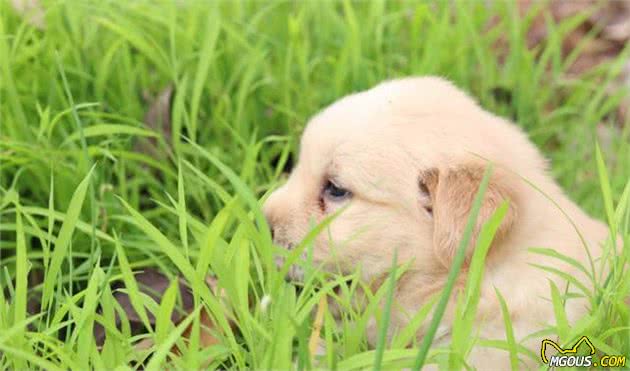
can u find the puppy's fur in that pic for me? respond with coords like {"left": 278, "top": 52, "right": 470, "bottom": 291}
{"left": 263, "top": 77, "right": 610, "bottom": 369}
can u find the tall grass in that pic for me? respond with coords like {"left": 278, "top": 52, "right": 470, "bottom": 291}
{"left": 0, "top": 1, "right": 629, "bottom": 369}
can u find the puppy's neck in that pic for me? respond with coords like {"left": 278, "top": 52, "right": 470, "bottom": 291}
{"left": 384, "top": 267, "right": 469, "bottom": 343}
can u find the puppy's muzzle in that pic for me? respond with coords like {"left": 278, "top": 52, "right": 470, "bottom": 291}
{"left": 264, "top": 209, "right": 305, "bottom": 282}
{"left": 272, "top": 239, "right": 306, "bottom": 282}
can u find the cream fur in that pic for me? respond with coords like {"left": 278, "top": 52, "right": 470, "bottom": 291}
{"left": 262, "top": 77, "right": 610, "bottom": 369}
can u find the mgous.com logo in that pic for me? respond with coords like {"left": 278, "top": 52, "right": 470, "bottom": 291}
{"left": 541, "top": 336, "right": 627, "bottom": 368}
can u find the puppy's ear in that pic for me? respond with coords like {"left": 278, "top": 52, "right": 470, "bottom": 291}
{"left": 419, "top": 164, "right": 517, "bottom": 269}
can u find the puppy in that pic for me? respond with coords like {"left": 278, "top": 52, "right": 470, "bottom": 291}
{"left": 263, "top": 77, "right": 610, "bottom": 369}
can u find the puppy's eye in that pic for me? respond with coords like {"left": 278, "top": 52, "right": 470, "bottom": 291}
{"left": 323, "top": 180, "right": 352, "bottom": 201}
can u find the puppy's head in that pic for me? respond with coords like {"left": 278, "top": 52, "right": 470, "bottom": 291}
{"left": 264, "top": 77, "right": 529, "bottom": 284}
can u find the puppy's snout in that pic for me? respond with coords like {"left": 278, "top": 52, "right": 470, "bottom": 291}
{"left": 264, "top": 189, "right": 303, "bottom": 280}
{"left": 263, "top": 188, "right": 284, "bottom": 242}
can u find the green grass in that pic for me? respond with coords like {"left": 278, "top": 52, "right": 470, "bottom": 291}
{"left": 0, "top": 0, "right": 629, "bottom": 369}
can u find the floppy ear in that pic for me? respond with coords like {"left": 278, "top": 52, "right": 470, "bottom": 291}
{"left": 419, "top": 163, "right": 517, "bottom": 269}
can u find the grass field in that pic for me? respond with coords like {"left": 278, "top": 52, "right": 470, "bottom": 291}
{"left": 1, "top": 1, "right": 629, "bottom": 369}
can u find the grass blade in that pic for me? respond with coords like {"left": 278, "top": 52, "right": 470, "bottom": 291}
{"left": 494, "top": 288, "right": 519, "bottom": 371}
{"left": 155, "top": 278, "right": 178, "bottom": 345}
{"left": 12, "top": 201, "right": 28, "bottom": 370}
{"left": 595, "top": 141, "right": 616, "bottom": 236}
{"left": 411, "top": 164, "right": 493, "bottom": 370}
{"left": 177, "top": 160, "right": 189, "bottom": 257}
{"left": 113, "top": 233, "right": 152, "bottom": 331}
{"left": 62, "top": 124, "right": 157, "bottom": 145}
{"left": 42, "top": 165, "right": 95, "bottom": 310}
{"left": 145, "top": 307, "right": 200, "bottom": 371}
{"left": 373, "top": 250, "right": 398, "bottom": 371}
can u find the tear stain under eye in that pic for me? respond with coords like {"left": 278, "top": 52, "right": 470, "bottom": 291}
{"left": 318, "top": 196, "right": 326, "bottom": 212}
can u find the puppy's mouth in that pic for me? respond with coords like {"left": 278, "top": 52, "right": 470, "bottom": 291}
{"left": 273, "top": 241, "right": 306, "bottom": 283}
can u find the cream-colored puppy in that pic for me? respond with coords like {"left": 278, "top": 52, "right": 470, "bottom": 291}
{"left": 263, "top": 77, "right": 610, "bottom": 369}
